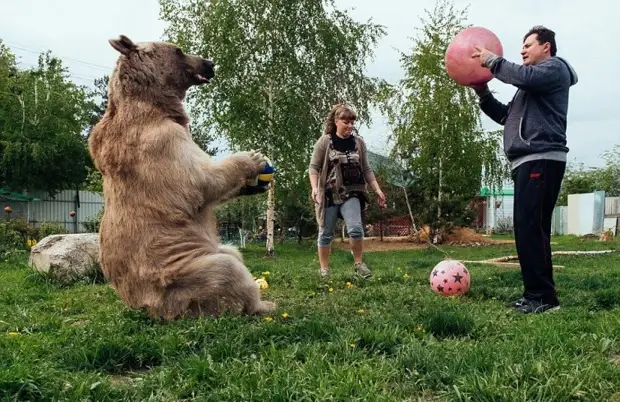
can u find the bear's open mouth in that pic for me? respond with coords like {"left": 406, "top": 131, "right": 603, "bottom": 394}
{"left": 195, "top": 74, "right": 210, "bottom": 83}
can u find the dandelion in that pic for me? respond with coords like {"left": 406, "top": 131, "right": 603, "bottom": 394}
{"left": 346, "top": 282, "right": 352, "bottom": 288}
{"left": 262, "top": 271, "right": 271, "bottom": 276}
{"left": 8, "top": 332, "right": 19, "bottom": 337}
{"left": 281, "top": 312, "right": 289, "bottom": 318}
{"left": 329, "top": 287, "right": 334, "bottom": 292}
{"left": 264, "top": 317, "right": 273, "bottom": 322}
{"left": 403, "top": 273, "right": 409, "bottom": 279}
{"left": 349, "top": 343, "right": 356, "bottom": 348}
{"left": 357, "top": 309, "right": 365, "bottom": 313}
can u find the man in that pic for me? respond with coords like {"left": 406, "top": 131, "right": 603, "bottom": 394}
{"left": 471, "top": 26, "right": 578, "bottom": 314}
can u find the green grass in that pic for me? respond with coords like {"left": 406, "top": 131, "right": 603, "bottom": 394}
{"left": 2, "top": 235, "right": 620, "bottom": 401}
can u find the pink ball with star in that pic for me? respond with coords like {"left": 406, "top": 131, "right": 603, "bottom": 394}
{"left": 430, "top": 260, "right": 470, "bottom": 296}
{"left": 445, "top": 26, "right": 503, "bottom": 86}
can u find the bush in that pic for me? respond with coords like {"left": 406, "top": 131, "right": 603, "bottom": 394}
{"left": 83, "top": 208, "right": 104, "bottom": 233}
{"left": 0, "top": 223, "right": 25, "bottom": 257}
{"left": 5, "top": 218, "right": 39, "bottom": 242}
{"left": 38, "top": 221, "right": 68, "bottom": 239}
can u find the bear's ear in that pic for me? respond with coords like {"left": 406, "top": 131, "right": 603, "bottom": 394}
{"left": 109, "top": 35, "right": 137, "bottom": 56}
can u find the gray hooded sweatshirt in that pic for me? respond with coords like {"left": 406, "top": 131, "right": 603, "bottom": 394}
{"left": 477, "top": 55, "right": 579, "bottom": 170}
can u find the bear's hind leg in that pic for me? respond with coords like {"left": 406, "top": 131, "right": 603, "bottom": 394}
{"left": 159, "top": 253, "right": 275, "bottom": 319}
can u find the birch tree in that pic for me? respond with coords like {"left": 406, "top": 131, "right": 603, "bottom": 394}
{"left": 378, "top": 0, "right": 509, "bottom": 242}
{"left": 159, "top": 0, "right": 385, "bottom": 255}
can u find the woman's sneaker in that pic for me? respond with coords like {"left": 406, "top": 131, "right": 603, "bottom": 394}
{"left": 319, "top": 268, "right": 330, "bottom": 279}
{"left": 354, "top": 262, "right": 373, "bottom": 278}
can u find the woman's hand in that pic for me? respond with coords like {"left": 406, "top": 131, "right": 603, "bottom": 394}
{"left": 312, "top": 187, "right": 320, "bottom": 204}
{"left": 376, "top": 189, "right": 386, "bottom": 208}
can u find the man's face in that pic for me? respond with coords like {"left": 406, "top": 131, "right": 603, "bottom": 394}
{"left": 520, "top": 33, "right": 550, "bottom": 65}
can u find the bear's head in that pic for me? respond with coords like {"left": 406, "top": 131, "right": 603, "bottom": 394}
{"left": 108, "top": 35, "right": 215, "bottom": 99}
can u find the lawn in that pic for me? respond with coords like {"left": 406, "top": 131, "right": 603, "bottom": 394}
{"left": 2, "top": 235, "right": 620, "bottom": 401}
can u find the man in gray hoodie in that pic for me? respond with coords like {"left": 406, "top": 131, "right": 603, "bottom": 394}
{"left": 472, "top": 26, "right": 578, "bottom": 314}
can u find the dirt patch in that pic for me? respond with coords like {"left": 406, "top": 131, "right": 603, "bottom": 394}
{"left": 334, "top": 239, "right": 428, "bottom": 252}
{"left": 334, "top": 226, "right": 514, "bottom": 252}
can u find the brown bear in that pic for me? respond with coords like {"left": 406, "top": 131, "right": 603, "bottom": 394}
{"left": 88, "top": 35, "right": 276, "bottom": 320}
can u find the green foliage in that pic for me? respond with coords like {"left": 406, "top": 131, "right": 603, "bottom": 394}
{"left": 38, "top": 221, "right": 68, "bottom": 239}
{"left": 159, "top": 0, "right": 386, "bottom": 224}
{"left": 0, "top": 40, "right": 99, "bottom": 195}
{"left": 0, "top": 222, "right": 24, "bottom": 256}
{"left": 558, "top": 145, "right": 620, "bottom": 205}
{"left": 215, "top": 194, "right": 267, "bottom": 232}
{"left": 83, "top": 208, "right": 104, "bottom": 233}
{"left": 81, "top": 76, "right": 109, "bottom": 194}
{"left": 4, "top": 217, "right": 38, "bottom": 242}
{"left": 2, "top": 237, "right": 620, "bottom": 400}
{"left": 377, "top": 0, "right": 509, "bottom": 238}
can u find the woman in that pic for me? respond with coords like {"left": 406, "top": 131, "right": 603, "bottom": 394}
{"left": 308, "top": 103, "right": 386, "bottom": 279}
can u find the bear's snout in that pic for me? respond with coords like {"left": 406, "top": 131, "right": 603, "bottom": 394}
{"left": 187, "top": 56, "right": 215, "bottom": 85}
{"left": 201, "top": 59, "right": 215, "bottom": 79}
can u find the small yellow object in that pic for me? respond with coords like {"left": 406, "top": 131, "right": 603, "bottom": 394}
{"left": 264, "top": 317, "right": 273, "bottom": 322}
{"left": 255, "top": 278, "right": 269, "bottom": 289}
{"left": 8, "top": 332, "right": 19, "bottom": 337}
{"left": 258, "top": 172, "right": 274, "bottom": 182}
{"left": 357, "top": 309, "right": 365, "bottom": 313}
{"left": 349, "top": 343, "right": 356, "bottom": 348}
{"left": 261, "top": 271, "right": 271, "bottom": 276}
{"left": 346, "top": 282, "right": 352, "bottom": 287}
{"left": 403, "top": 274, "right": 409, "bottom": 279}
{"left": 281, "top": 312, "right": 289, "bottom": 318}
{"left": 328, "top": 287, "right": 334, "bottom": 292}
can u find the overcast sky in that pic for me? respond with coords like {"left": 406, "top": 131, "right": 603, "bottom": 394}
{"left": 1, "top": 0, "right": 616, "bottom": 168}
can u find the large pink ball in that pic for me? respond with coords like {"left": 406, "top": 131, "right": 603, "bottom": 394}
{"left": 445, "top": 26, "right": 503, "bottom": 86}
{"left": 430, "top": 260, "right": 470, "bottom": 296}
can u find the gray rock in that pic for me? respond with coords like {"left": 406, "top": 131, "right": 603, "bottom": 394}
{"left": 29, "top": 233, "right": 101, "bottom": 283}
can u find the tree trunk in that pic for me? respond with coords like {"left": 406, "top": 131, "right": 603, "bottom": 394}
{"left": 435, "top": 120, "right": 444, "bottom": 244}
{"left": 265, "top": 181, "right": 276, "bottom": 255}
{"left": 297, "top": 213, "right": 304, "bottom": 244}
{"left": 402, "top": 186, "right": 418, "bottom": 233}
{"left": 265, "top": 80, "right": 276, "bottom": 256}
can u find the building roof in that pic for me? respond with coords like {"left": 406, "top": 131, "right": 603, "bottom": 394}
{"left": 0, "top": 189, "right": 41, "bottom": 201}
{"left": 479, "top": 187, "right": 514, "bottom": 196}
{"left": 367, "top": 150, "right": 412, "bottom": 187}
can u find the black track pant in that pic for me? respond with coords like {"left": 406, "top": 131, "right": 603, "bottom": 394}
{"left": 512, "top": 159, "right": 566, "bottom": 304}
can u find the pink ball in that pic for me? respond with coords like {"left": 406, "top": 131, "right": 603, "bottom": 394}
{"left": 430, "top": 260, "right": 471, "bottom": 296}
{"left": 445, "top": 26, "right": 503, "bottom": 86}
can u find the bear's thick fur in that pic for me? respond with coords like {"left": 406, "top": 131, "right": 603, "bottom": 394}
{"left": 88, "top": 35, "right": 276, "bottom": 320}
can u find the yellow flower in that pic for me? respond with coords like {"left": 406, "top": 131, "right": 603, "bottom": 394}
{"left": 8, "top": 332, "right": 19, "bottom": 337}
{"left": 357, "top": 309, "right": 365, "bottom": 313}
{"left": 281, "top": 312, "right": 289, "bottom": 318}
{"left": 346, "top": 282, "right": 352, "bottom": 288}
{"left": 328, "top": 287, "right": 334, "bottom": 292}
{"left": 403, "top": 273, "right": 409, "bottom": 279}
{"left": 349, "top": 343, "right": 356, "bottom": 348}
{"left": 262, "top": 271, "right": 271, "bottom": 276}
{"left": 264, "top": 317, "right": 273, "bottom": 322}
{"left": 255, "top": 278, "right": 269, "bottom": 289}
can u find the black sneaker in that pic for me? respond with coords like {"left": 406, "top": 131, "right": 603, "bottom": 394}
{"left": 516, "top": 299, "right": 560, "bottom": 314}
{"left": 506, "top": 297, "right": 528, "bottom": 308}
